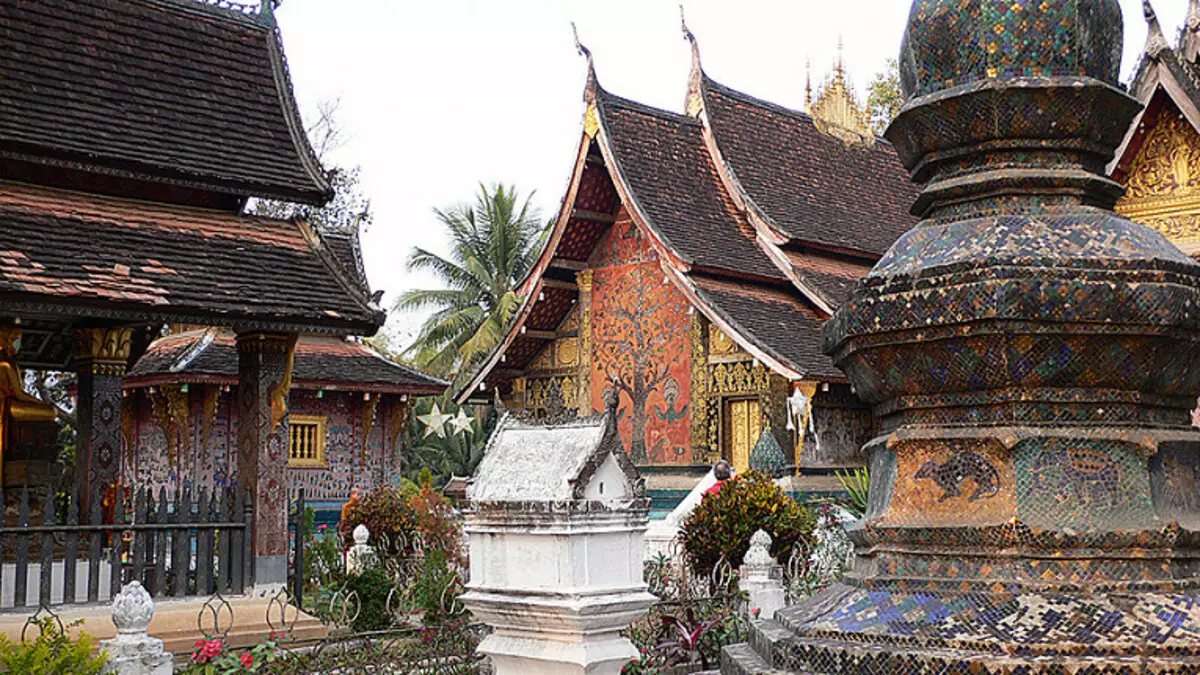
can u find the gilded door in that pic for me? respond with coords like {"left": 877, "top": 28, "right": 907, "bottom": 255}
{"left": 725, "top": 398, "right": 761, "bottom": 473}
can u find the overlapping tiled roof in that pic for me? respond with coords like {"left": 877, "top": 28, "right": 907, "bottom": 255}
{"left": 598, "top": 92, "right": 786, "bottom": 282}
{"left": 0, "top": 181, "right": 382, "bottom": 333}
{"left": 455, "top": 51, "right": 920, "bottom": 400}
{"left": 689, "top": 276, "right": 842, "bottom": 380}
{"left": 701, "top": 78, "right": 920, "bottom": 257}
{"left": 127, "top": 329, "right": 446, "bottom": 394}
{"left": 0, "top": 0, "right": 331, "bottom": 204}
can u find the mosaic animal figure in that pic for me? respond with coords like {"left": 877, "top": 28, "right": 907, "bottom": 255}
{"left": 915, "top": 451, "right": 1000, "bottom": 503}
{"left": 1032, "top": 448, "right": 1121, "bottom": 508}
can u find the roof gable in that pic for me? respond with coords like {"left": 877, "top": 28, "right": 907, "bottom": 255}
{"left": 0, "top": 0, "right": 331, "bottom": 206}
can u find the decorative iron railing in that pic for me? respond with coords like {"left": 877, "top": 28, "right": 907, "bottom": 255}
{"left": 0, "top": 486, "right": 252, "bottom": 608}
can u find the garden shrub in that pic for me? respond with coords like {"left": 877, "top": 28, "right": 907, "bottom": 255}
{"left": 0, "top": 617, "right": 107, "bottom": 675}
{"left": 408, "top": 476, "right": 465, "bottom": 567}
{"left": 410, "top": 548, "right": 465, "bottom": 626}
{"left": 341, "top": 485, "right": 417, "bottom": 558}
{"left": 680, "top": 470, "right": 815, "bottom": 576}
{"left": 342, "top": 566, "right": 394, "bottom": 633}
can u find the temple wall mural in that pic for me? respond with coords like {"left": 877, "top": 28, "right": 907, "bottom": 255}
{"left": 122, "top": 387, "right": 405, "bottom": 507}
{"left": 588, "top": 211, "right": 693, "bottom": 465}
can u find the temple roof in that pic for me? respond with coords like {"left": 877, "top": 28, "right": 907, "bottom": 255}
{"left": 126, "top": 328, "right": 446, "bottom": 395}
{"left": 1114, "top": 7, "right": 1200, "bottom": 184}
{"left": 0, "top": 181, "right": 383, "bottom": 333}
{"left": 700, "top": 77, "right": 920, "bottom": 257}
{"left": 0, "top": 0, "right": 331, "bottom": 205}
{"left": 454, "top": 48, "right": 917, "bottom": 401}
{"left": 599, "top": 92, "right": 785, "bottom": 282}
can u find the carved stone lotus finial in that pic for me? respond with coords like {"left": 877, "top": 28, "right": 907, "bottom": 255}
{"left": 353, "top": 524, "right": 369, "bottom": 546}
{"left": 743, "top": 530, "right": 775, "bottom": 580}
{"left": 111, "top": 581, "right": 154, "bottom": 635}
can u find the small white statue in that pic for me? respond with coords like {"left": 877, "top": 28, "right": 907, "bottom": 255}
{"left": 347, "top": 524, "right": 375, "bottom": 574}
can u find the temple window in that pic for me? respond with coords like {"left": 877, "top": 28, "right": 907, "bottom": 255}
{"left": 288, "top": 415, "right": 328, "bottom": 468}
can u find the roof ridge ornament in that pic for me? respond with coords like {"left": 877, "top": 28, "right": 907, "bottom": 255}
{"left": 1183, "top": 0, "right": 1200, "bottom": 62}
{"left": 681, "top": 5, "right": 704, "bottom": 117}
{"left": 573, "top": 23, "right": 601, "bottom": 137}
{"left": 1144, "top": 0, "right": 1170, "bottom": 61}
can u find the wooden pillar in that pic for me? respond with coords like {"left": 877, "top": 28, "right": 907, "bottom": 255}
{"left": 235, "top": 331, "right": 297, "bottom": 590}
{"left": 74, "top": 327, "right": 132, "bottom": 502}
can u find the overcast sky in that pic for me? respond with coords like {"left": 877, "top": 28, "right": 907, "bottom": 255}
{"left": 272, "top": 0, "right": 1191, "bottom": 345}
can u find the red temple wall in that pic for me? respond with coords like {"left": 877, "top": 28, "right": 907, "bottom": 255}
{"left": 588, "top": 209, "right": 693, "bottom": 465}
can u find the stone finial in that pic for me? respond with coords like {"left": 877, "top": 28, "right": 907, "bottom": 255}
{"left": 1145, "top": 0, "right": 1170, "bottom": 59}
{"left": 353, "top": 524, "right": 369, "bottom": 546}
{"left": 111, "top": 581, "right": 154, "bottom": 635}
{"left": 1184, "top": 0, "right": 1200, "bottom": 62}
{"left": 743, "top": 530, "right": 775, "bottom": 580}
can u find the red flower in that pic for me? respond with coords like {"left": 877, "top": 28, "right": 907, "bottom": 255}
{"left": 240, "top": 652, "right": 254, "bottom": 668}
{"left": 191, "top": 639, "right": 223, "bottom": 663}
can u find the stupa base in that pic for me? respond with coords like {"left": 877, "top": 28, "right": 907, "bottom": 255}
{"left": 721, "top": 583, "right": 1200, "bottom": 674}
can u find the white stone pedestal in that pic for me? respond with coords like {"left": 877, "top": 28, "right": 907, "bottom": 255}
{"left": 101, "top": 581, "right": 172, "bottom": 675}
{"left": 739, "top": 530, "right": 786, "bottom": 622}
{"left": 462, "top": 412, "right": 657, "bottom": 675}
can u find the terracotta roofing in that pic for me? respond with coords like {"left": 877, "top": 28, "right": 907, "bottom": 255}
{"left": 598, "top": 91, "right": 786, "bottom": 282}
{"left": 0, "top": 181, "right": 383, "bottom": 333}
{"left": 701, "top": 77, "right": 919, "bottom": 257}
{"left": 0, "top": 0, "right": 331, "bottom": 205}
{"left": 127, "top": 329, "right": 446, "bottom": 394}
{"left": 784, "top": 250, "right": 873, "bottom": 308}
{"left": 690, "top": 275, "right": 842, "bottom": 381}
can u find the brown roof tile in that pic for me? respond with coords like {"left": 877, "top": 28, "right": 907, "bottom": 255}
{"left": 127, "top": 329, "right": 446, "bottom": 393}
{"left": 690, "top": 275, "right": 842, "bottom": 380}
{"left": 599, "top": 92, "right": 786, "bottom": 281}
{"left": 0, "top": 182, "right": 382, "bottom": 332}
{"left": 702, "top": 78, "right": 919, "bottom": 256}
{"left": 0, "top": 0, "right": 330, "bottom": 204}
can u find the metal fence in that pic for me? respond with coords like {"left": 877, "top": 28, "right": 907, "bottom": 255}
{"left": 0, "top": 485, "right": 252, "bottom": 608}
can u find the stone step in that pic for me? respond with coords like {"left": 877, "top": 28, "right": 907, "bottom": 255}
{"left": 720, "top": 642, "right": 792, "bottom": 675}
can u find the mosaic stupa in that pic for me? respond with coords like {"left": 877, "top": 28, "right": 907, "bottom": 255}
{"left": 722, "top": 1, "right": 1200, "bottom": 672}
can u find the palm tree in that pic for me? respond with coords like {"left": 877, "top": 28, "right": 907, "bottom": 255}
{"left": 396, "top": 183, "right": 546, "bottom": 379}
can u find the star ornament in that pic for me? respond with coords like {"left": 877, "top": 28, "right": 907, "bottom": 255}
{"left": 418, "top": 403, "right": 452, "bottom": 439}
{"left": 449, "top": 409, "right": 475, "bottom": 436}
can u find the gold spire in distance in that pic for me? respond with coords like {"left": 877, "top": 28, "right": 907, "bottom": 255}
{"left": 808, "top": 36, "right": 875, "bottom": 148}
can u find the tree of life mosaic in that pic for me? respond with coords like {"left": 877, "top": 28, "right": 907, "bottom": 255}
{"left": 589, "top": 216, "right": 691, "bottom": 465}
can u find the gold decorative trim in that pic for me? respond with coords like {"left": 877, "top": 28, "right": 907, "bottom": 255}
{"left": 1118, "top": 105, "right": 1200, "bottom": 210}
{"left": 288, "top": 415, "right": 328, "bottom": 469}
{"left": 269, "top": 334, "right": 299, "bottom": 434}
{"left": 362, "top": 394, "right": 380, "bottom": 457}
{"left": 73, "top": 327, "right": 133, "bottom": 375}
{"left": 792, "top": 381, "right": 819, "bottom": 470}
{"left": 584, "top": 103, "right": 600, "bottom": 139}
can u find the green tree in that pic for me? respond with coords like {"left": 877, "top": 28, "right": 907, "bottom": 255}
{"left": 866, "top": 59, "right": 903, "bottom": 136}
{"left": 403, "top": 398, "right": 496, "bottom": 485}
{"left": 396, "top": 184, "right": 547, "bottom": 379}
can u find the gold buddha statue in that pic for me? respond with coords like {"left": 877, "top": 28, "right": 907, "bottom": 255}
{"left": 0, "top": 327, "right": 57, "bottom": 486}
